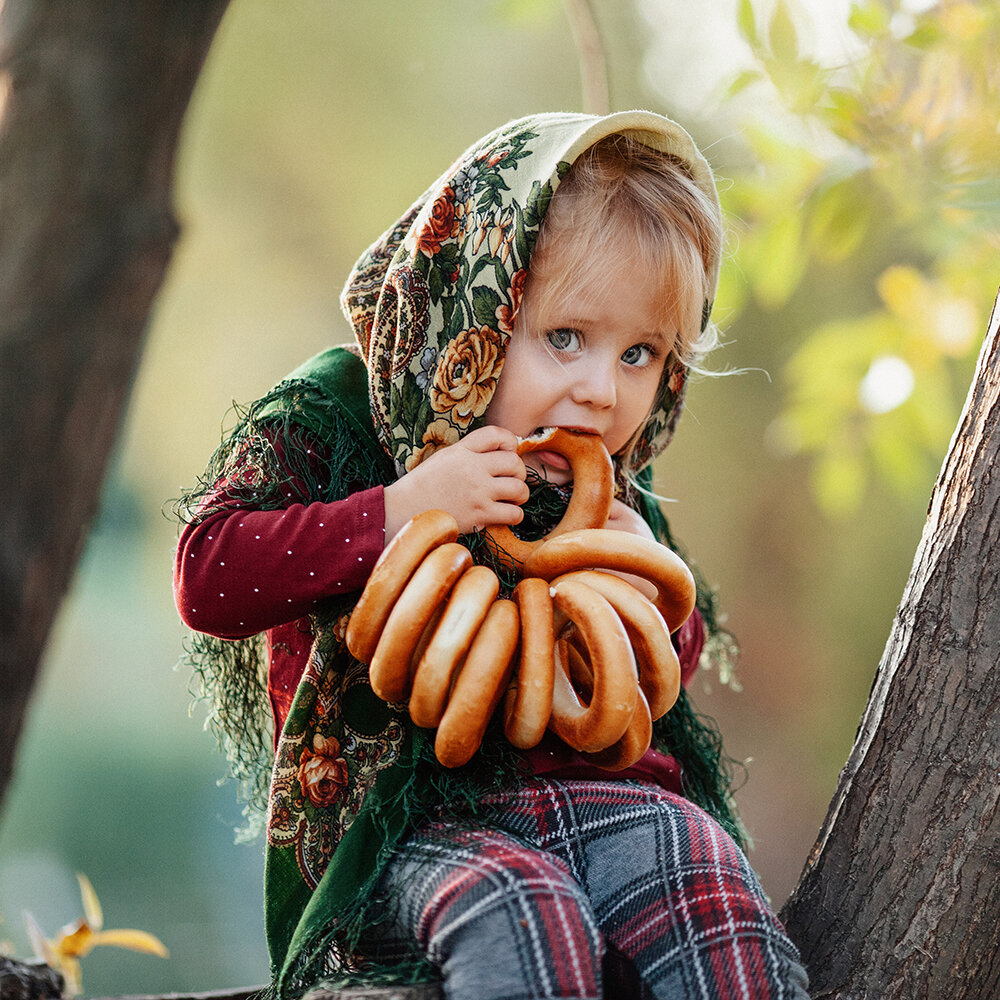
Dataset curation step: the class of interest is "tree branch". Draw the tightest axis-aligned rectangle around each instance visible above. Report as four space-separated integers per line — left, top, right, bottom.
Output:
561 0 609 115
781 288 1000 998
0 0 230 811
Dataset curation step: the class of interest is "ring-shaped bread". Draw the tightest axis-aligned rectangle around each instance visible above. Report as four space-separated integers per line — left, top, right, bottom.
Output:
556 637 653 771
581 688 653 771
409 565 500 728
547 577 638 753
550 569 681 720
523 528 697 632
503 577 555 749
347 508 459 664
368 541 472 703
485 428 613 572
435 598 520 768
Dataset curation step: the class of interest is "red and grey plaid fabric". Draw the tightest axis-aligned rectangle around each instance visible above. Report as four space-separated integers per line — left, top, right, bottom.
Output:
363 779 808 999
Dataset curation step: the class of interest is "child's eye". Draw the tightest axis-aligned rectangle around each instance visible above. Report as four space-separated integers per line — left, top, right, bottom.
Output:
622 343 655 367
546 328 579 351
546 328 581 352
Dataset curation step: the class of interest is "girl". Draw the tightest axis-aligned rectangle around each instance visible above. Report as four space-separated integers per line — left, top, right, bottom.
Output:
174 111 809 999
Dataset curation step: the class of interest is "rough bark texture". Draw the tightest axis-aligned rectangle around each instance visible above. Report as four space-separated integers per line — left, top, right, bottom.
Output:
0 0 230 812
780 289 1000 999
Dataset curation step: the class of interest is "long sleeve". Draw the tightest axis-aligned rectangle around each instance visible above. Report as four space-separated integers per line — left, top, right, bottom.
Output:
174 485 386 639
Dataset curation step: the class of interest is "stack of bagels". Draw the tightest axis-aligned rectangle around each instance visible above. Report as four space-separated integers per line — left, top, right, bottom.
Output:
345 428 696 769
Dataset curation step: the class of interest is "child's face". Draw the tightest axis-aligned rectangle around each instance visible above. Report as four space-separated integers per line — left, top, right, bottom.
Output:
484 249 676 485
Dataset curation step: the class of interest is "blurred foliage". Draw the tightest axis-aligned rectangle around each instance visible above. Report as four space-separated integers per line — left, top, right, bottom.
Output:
721 0 998 515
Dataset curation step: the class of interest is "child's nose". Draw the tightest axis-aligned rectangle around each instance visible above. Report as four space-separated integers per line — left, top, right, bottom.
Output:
571 361 617 409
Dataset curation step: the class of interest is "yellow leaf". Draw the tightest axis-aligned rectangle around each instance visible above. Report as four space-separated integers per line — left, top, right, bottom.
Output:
23 910 58 968
847 2 888 37
61 957 83 998
89 928 170 959
769 0 799 65
55 919 96 959
738 0 761 48
77 874 103 931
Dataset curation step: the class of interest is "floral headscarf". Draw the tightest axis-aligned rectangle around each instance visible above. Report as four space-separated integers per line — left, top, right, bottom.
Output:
341 111 721 479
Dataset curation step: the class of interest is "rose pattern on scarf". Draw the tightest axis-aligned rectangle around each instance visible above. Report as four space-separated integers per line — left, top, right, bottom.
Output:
496 268 528 334
268 640 405 889
405 417 460 471
416 185 461 257
298 734 349 808
429 326 505 429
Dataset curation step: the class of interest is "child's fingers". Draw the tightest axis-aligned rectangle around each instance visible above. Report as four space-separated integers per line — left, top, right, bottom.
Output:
477 448 527 482
459 425 520 454
477 498 525 527
490 475 530 507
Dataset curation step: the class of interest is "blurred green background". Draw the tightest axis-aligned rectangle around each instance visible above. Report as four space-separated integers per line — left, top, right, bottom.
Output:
2 0 995 994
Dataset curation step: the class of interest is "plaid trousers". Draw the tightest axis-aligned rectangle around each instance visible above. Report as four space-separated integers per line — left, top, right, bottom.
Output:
362 779 809 1000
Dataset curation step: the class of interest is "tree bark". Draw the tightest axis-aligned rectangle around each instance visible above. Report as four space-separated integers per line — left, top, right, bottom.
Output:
0 0 230 811
780 289 1000 998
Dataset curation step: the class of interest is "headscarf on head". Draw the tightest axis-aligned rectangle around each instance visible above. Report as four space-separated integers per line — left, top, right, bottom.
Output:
177 112 737 998
341 110 721 486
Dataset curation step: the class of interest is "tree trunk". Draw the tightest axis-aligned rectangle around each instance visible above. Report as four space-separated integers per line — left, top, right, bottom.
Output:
780 289 1000 998
0 0 230 811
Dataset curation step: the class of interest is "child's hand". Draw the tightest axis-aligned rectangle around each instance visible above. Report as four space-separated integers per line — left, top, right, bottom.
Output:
602 499 659 600
605 499 656 541
383 426 529 539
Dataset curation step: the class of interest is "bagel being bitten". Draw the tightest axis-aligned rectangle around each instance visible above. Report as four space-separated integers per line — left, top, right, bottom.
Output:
485 427 613 571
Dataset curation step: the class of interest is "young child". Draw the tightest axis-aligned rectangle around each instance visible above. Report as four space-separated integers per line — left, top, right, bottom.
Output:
174 111 809 999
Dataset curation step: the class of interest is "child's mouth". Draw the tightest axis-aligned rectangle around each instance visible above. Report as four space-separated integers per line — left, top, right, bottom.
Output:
532 450 571 472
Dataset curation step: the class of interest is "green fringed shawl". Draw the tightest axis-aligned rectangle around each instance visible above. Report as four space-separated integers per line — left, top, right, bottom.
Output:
178 346 744 998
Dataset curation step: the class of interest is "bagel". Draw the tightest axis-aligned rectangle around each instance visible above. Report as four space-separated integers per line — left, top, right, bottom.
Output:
503 577 555 749
409 565 500 728
558 640 653 771
435 599 520 767
523 529 696 632
551 570 680 720
485 428 613 572
368 542 472 703
547 577 637 753
582 688 653 771
347 509 459 664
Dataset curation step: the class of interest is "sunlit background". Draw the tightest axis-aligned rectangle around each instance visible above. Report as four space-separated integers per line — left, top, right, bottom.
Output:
2 0 996 994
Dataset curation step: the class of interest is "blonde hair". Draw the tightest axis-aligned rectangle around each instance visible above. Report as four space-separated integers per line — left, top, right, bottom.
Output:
520 132 723 369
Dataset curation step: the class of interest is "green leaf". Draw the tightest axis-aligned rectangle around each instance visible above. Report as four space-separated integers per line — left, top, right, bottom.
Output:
472 285 501 327
427 265 443 304
436 243 460 269
726 68 765 98
768 0 799 65
806 177 872 262
748 213 806 308
737 0 760 48
847 2 888 38
903 20 944 49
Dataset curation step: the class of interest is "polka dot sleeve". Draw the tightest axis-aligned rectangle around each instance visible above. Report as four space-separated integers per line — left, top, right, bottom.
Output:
173 485 386 639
